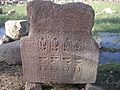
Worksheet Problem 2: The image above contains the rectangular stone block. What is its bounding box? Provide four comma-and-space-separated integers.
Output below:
21, 0, 99, 84
0, 41, 21, 64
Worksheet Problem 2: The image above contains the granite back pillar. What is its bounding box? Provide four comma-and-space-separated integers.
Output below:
21, 0, 99, 85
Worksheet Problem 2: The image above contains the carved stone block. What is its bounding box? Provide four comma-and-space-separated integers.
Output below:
21, 0, 99, 84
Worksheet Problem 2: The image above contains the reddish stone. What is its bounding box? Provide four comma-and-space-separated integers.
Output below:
21, 0, 99, 84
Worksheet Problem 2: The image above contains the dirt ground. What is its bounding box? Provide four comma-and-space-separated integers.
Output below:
0, 61, 24, 90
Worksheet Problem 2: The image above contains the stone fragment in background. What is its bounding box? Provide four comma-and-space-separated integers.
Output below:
0, 41, 21, 64
0, 35, 14, 44
85, 84, 104, 90
5, 20, 29, 40
25, 82, 42, 90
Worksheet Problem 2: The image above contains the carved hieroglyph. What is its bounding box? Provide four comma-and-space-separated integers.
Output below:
21, 0, 99, 84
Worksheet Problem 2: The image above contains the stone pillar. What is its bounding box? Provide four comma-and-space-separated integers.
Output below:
21, 0, 99, 89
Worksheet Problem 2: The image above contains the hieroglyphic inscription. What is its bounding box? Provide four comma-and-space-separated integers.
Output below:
38, 36, 48, 55
63, 37, 72, 52
21, 34, 98, 83
36, 35, 85, 74
50, 57, 59, 64
51, 37, 59, 52
74, 39, 85, 53
27, 34, 96, 82
62, 66, 69, 72
73, 56, 83, 73
62, 57, 71, 64
51, 65, 59, 72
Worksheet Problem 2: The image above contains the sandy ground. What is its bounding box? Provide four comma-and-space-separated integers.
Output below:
0, 61, 24, 90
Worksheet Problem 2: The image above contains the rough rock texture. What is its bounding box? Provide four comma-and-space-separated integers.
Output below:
0, 62, 24, 90
5, 20, 29, 40
25, 82, 42, 90
0, 35, 15, 44
85, 84, 104, 90
0, 41, 21, 64
21, 0, 99, 84
0, 7, 2, 14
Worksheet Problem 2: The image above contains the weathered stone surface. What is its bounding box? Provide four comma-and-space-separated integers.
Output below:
0, 7, 2, 14
85, 84, 104, 90
0, 35, 15, 44
25, 82, 42, 90
0, 41, 21, 64
21, 0, 99, 84
5, 20, 29, 40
